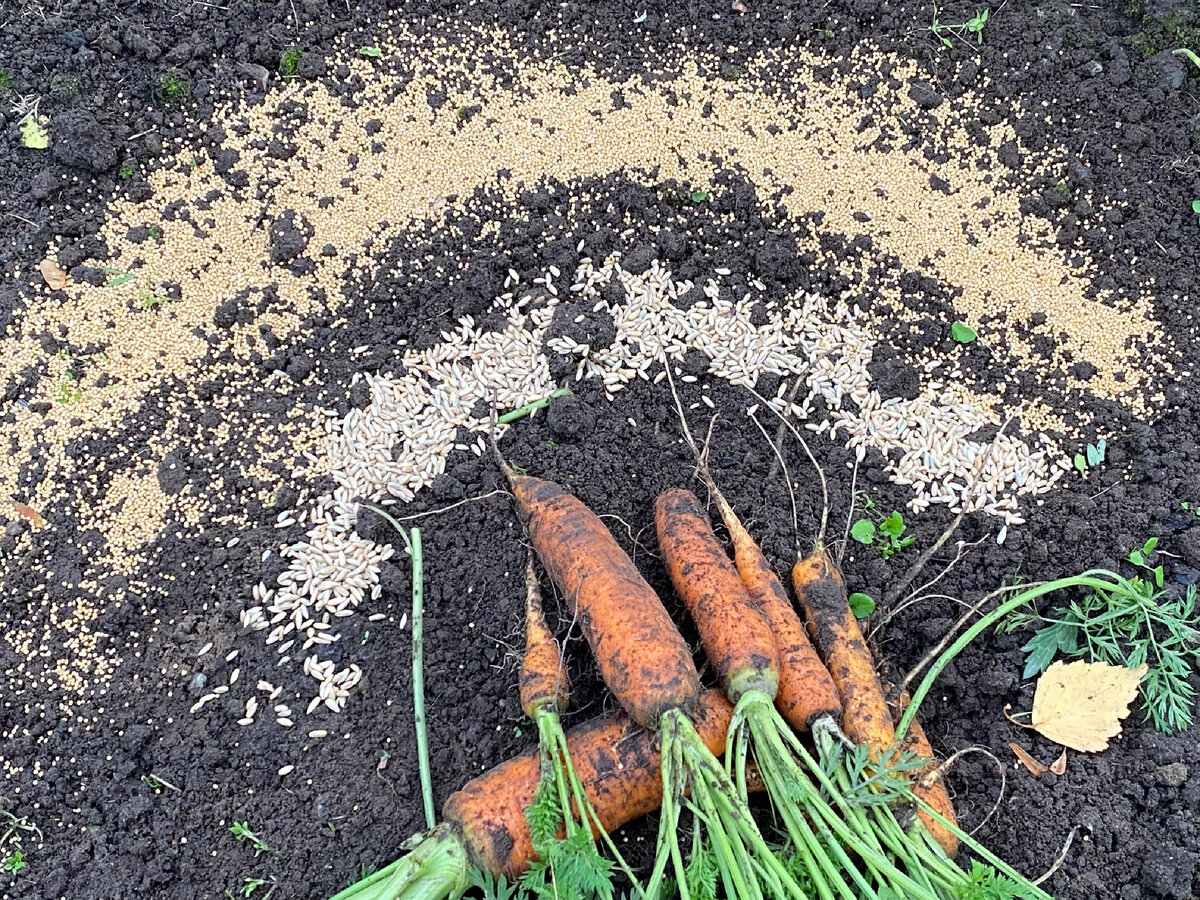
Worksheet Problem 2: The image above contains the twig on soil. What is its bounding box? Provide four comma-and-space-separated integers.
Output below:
361, 505, 436, 830
893, 583, 1032, 703
838, 457, 860, 567
1033, 826, 1080, 886
883, 510, 966, 608
744, 385, 830, 549
389, 490, 509, 521
931, 747, 1007, 836
495, 387, 572, 424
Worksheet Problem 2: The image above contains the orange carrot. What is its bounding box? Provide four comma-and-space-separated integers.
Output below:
445, 688, 736, 878
887, 689, 960, 858
791, 545, 896, 755
654, 487, 780, 702
519, 556, 569, 719
507, 472, 700, 730
708, 488, 842, 731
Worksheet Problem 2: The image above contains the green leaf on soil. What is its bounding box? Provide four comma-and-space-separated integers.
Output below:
951, 321, 977, 343
848, 592, 876, 617
850, 519, 875, 544
359, 46, 382, 58
1086, 440, 1106, 467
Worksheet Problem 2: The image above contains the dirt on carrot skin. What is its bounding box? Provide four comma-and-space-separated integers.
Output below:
1, 0, 1199, 899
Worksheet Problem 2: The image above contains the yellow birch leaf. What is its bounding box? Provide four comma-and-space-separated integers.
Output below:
20, 115, 50, 150
1031, 659, 1147, 752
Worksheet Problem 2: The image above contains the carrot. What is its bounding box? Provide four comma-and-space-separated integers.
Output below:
707, 488, 842, 732
500, 466, 806, 900
519, 556, 569, 719
331, 690, 735, 900
791, 545, 896, 755
507, 472, 700, 730
654, 487, 780, 703
447, 688, 735, 877
887, 690, 960, 858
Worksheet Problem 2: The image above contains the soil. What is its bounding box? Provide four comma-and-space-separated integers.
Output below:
2, 0, 1200, 899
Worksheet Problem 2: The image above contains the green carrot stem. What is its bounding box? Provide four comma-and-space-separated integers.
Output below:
496, 388, 572, 424
897, 570, 1126, 744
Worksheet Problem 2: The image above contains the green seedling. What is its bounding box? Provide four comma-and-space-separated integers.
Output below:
2, 850, 25, 875
56, 376, 82, 404
1126, 536, 1164, 588
848, 592, 876, 617
358, 46, 382, 58
496, 387, 572, 425
1072, 439, 1106, 476
280, 47, 302, 79
1003, 573, 1199, 733
931, 5, 991, 47
1192, 199, 1200, 224
100, 266, 136, 288
851, 509, 914, 559
49, 74, 79, 98
119, 165, 135, 179
951, 321, 977, 343
1180, 501, 1200, 519
153, 68, 192, 104
230, 822, 273, 857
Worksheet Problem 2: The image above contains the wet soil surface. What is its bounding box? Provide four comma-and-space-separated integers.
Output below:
2, 0, 1200, 898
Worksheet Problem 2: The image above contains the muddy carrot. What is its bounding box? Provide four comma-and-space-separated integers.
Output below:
507, 472, 700, 730
887, 689, 960, 858
708, 487, 842, 732
655, 487, 780, 703
792, 545, 896, 755
519, 556, 569, 719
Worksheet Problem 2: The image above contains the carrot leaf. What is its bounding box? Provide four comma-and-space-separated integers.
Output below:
956, 861, 1043, 899
468, 868, 520, 900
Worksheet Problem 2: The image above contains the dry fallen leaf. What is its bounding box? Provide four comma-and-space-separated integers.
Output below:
1009, 742, 1048, 776
1031, 659, 1147, 752
11, 500, 46, 529
38, 258, 68, 290
1050, 748, 1068, 776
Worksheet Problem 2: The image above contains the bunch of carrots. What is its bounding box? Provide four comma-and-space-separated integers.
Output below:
330, 446, 1052, 900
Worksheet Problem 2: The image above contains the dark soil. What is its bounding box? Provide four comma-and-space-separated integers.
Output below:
2, 1, 1200, 899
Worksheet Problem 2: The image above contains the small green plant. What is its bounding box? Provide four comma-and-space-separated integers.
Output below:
280, 47, 302, 79
468, 868, 521, 900
1, 800, 40, 877
1050, 181, 1072, 203
1072, 439, 1106, 476
1191, 199, 1200, 224
56, 375, 82, 404
2, 850, 25, 875
49, 73, 80, 98
148, 224, 163, 241
0, 72, 13, 94
153, 68, 192, 104
230, 822, 273, 857
1126, 536, 1164, 588
850, 502, 915, 559
951, 321, 977, 343
1180, 500, 1200, 519
931, 6, 991, 47
119, 165, 135, 179
358, 46, 382, 58
100, 265, 136, 287
1002, 571, 1199, 733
